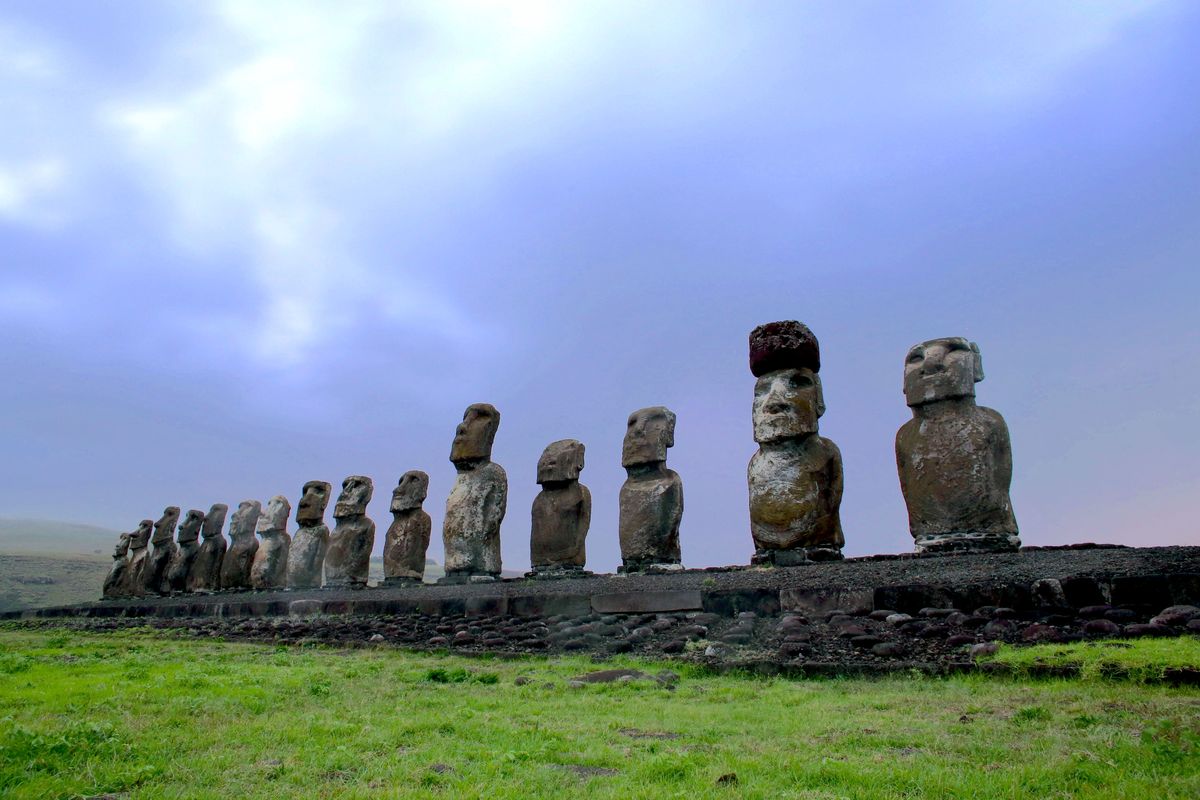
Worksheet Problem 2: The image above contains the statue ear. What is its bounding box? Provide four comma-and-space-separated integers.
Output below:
970, 342, 984, 382
815, 374, 826, 418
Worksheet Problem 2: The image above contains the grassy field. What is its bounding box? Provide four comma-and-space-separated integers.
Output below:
0, 628, 1197, 799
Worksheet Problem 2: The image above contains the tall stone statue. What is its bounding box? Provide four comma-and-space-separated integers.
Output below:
324, 476, 375, 588
383, 471, 432, 585
896, 337, 1020, 553
187, 503, 228, 592
747, 321, 845, 564
619, 407, 683, 572
123, 519, 153, 597
164, 509, 205, 593
143, 506, 181, 596
287, 480, 331, 589
250, 495, 292, 590
218, 500, 262, 591
442, 403, 507, 583
529, 439, 591, 578
101, 532, 132, 599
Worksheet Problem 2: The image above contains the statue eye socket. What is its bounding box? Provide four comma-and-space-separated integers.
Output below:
906, 352, 923, 363
794, 375, 813, 387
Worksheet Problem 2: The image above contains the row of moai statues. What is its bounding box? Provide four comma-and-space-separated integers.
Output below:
103, 319, 1018, 597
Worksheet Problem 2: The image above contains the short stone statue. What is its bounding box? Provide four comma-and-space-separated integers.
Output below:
164, 509, 205, 593
287, 481, 331, 589
442, 403, 507, 583
324, 476, 375, 588
250, 495, 292, 590
123, 519, 153, 597
383, 471, 432, 585
896, 337, 1020, 553
187, 503, 228, 592
529, 439, 591, 578
619, 407, 683, 572
144, 506, 181, 595
747, 321, 845, 564
102, 532, 132, 599
218, 500, 262, 590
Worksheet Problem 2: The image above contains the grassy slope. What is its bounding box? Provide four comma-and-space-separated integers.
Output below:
1, 629, 1197, 799
0, 554, 111, 613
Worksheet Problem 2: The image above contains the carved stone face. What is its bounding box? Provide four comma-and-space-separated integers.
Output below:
152, 506, 181, 543
202, 503, 228, 538
296, 481, 331, 525
335, 475, 373, 518
904, 337, 983, 407
230, 500, 262, 537
752, 367, 823, 444
129, 520, 153, 549
177, 510, 205, 544
538, 439, 585, 484
622, 407, 676, 467
450, 403, 500, 464
256, 495, 291, 534
113, 532, 131, 558
391, 471, 429, 513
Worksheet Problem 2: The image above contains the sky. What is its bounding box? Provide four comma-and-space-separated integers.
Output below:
1, 0, 1197, 571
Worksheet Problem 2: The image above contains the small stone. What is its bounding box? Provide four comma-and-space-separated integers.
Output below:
982, 620, 1014, 637
661, 639, 687, 654
1079, 605, 1111, 619
1104, 608, 1138, 623
427, 636, 448, 646
992, 608, 1020, 620
1083, 619, 1121, 636
656, 670, 680, 686
369, 633, 385, 642
871, 642, 903, 658
868, 609, 898, 621
969, 642, 1000, 659
851, 635, 883, 648
885, 613, 913, 626
704, 644, 728, 658
918, 607, 958, 618
1021, 623, 1063, 643
946, 634, 976, 646
779, 642, 810, 658
1151, 605, 1200, 626
1124, 624, 1175, 638
916, 624, 950, 639
945, 612, 971, 627
715, 772, 738, 786
836, 625, 869, 639
1186, 619, 1200, 633
721, 633, 752, 645
514, 676, 532, 686
567, 680, 586, 689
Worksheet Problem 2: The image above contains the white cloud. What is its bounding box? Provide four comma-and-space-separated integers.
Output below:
0, 157, 67, 227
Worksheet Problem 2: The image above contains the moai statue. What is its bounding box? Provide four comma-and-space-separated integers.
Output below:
164, 509, 205, 593
287, 480, 331, 589
324, 476, 375, 588
250, 495, 292, 590
896, 337, 1019, 553
529, 439, 591, 578
143, 506, 181, 596
441, 403, 507, 583
101, 532, 132, 599
383, 471, 432, 585
123, 519, 154, 597
618, 407, 683, 572
218, 500, 262, 591
187, 503, 228, 592
747, 321, 845, 564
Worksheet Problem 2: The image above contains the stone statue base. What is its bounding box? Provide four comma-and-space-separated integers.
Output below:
618, 561, 683, 575
382, 576, 423, 587
438, 572, 498, 585
751, 546, 844, 566
915, 532, 1021, 554
525, 566, 593, 580
322, 578, 368, 590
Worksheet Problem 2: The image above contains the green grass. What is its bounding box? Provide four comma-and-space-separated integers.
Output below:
1, 627, 1197, 799
981, 637, 1200, 682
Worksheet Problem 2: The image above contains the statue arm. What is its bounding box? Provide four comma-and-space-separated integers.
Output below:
827, 439, 844, 511
580, 484, 592, 534
982, 408, 1014, 492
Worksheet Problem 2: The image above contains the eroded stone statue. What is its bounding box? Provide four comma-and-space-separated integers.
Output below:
144, 506, 181, 595
324, 476, 375, 588
187, 503, 228, 592
218, 500, 262, 590
102, 532, 132, 599
442, 404, 507, 583
287, 481, 331, 589
124, 519, 153, 597
747, 321, 845, 564
250, 495, 292, 590
529, 439, 591, 578
383, 471, 432, 585
619, 407, 683, 572
165, 509, 205, 593
896, 337, 1019, 553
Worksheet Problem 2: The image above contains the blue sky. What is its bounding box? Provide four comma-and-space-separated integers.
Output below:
1, 1, 1197, 570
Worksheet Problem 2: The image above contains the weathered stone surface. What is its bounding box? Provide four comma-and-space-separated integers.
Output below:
747, 322, 844, 562
530, 439, 591, 574
896, 337, 1019, 553
101, 532, 132, 599
187, 503, 228, 593
218, 500, 262, 591
591, 590, 702, 614
143, 506, 181, 596
619, 407, 683, 571
164, 509, 205, 593
325, 476, 375, 588
287, 481, 331, 590
780, 587, 873, 616
384, 471, 432, 584
443, 404, 506, 580
250, 495, 292, 590
123, 519, 153, 597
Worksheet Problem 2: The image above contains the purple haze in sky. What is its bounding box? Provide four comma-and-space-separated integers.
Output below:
1, 1, 1197, 571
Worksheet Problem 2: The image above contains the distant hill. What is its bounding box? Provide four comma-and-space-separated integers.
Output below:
0, 517, 123, 557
